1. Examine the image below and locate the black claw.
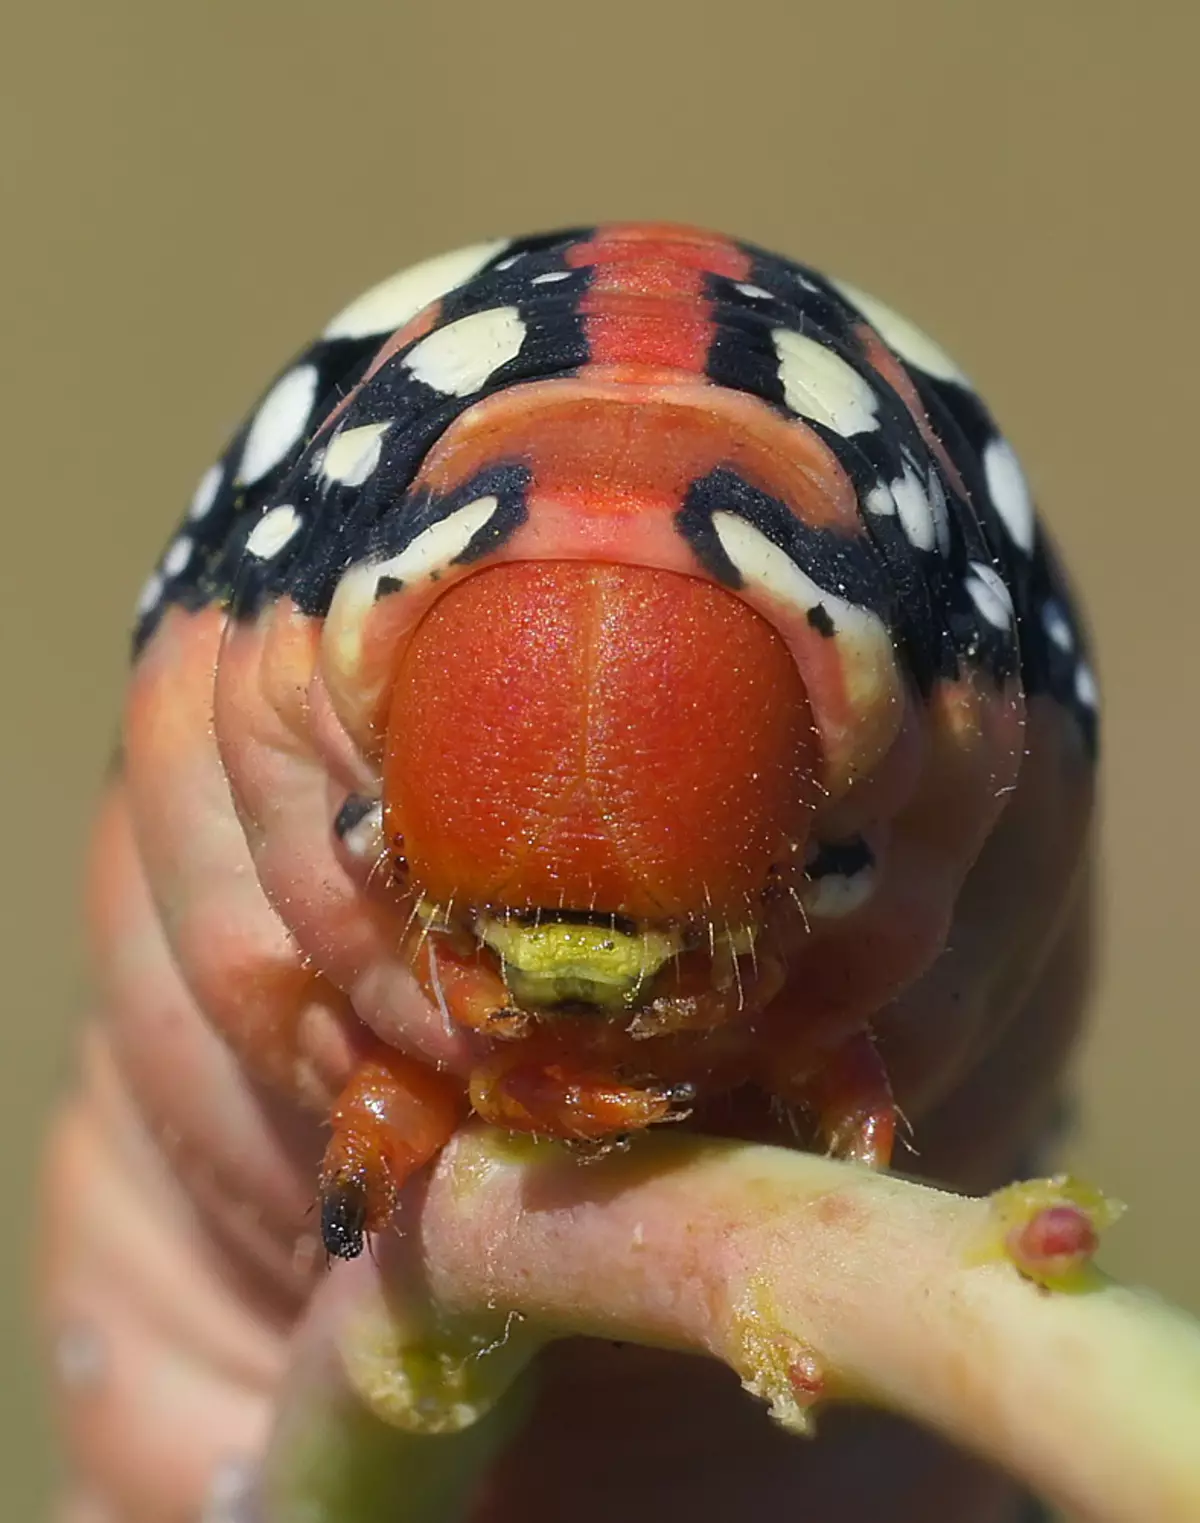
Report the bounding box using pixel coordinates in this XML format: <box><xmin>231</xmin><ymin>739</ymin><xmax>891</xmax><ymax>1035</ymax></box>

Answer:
<box><xmin>321</xmin><ymin>1182</ymin><xmax>368</xmax><ymax>1260</ymax></box>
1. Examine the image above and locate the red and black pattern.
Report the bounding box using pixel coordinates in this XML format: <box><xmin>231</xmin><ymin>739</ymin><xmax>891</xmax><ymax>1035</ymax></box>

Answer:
<box><xmin>134</xmin><ymin>224</ymin><xmax>1095</xmax><ymax>751</ymax></box>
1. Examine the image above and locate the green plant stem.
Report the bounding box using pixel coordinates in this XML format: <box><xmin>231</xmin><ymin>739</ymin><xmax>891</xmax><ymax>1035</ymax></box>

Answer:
<box><xmin>257</xmin><ymin>1126</ymin><xmax>1200</xmax><ymax>1523</ymax></box>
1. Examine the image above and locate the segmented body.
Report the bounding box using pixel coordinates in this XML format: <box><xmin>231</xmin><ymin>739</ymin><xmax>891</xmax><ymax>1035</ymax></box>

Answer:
<box><xmin>113</xmin><ymin>223</ymin><xmax>1098</xmax><ymax>1195</ymax></box>
<box><xmin>136</xmin><ymin>226</ymin><xmax>1095</xmax><ymax>738</ymax></box>
<box><xmin>125</xmin><ymin>221</ymin><xmax>1088</xmax><ymax>1068</ymax></box>
<box><xmin>46</xmin><ymin>222</ymin><xmax>1097</xmax><ymax>1517</ymax></box>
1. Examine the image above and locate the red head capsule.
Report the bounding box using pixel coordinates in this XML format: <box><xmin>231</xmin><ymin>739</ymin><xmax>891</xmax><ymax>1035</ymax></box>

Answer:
<box><xmin>382</xmin><ymin>560</ymin><xmax>822</xmax><ymax>922</ymax></box>
<box><xmin>376</xmin><ymin>560</ymin><xmax>827</xmax><ymax>1142</ymax></box>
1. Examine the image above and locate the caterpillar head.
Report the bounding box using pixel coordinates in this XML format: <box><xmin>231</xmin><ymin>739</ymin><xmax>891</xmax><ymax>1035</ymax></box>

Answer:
<box><xmin>382</xmin><ymin>559</ymin><xmax>823</xmax><ymax>1033</ymax></box>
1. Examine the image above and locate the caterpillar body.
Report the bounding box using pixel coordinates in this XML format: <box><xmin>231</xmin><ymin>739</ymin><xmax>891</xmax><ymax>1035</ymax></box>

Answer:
<box><xmin>47</xmin><ymin>224</ymin><xmax>1095</xmax><ymax>1514</ymax></box>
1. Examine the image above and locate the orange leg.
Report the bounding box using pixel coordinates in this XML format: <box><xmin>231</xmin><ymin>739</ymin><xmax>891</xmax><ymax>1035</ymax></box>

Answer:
<box><xmin>469</xmin><ymin>1041</ymin><xmax>695</xmax><ymax>1143</ymax></box>
<box><xmin>808</xmin><ymin>1029</ymin><xmax>897</xmax><ymax>1167</ymax></box>
<box><xmin>764</xmin><ymin>1028</ymin><xmax>898</xmax><ymax>1168</ymax></box>
<box><xmin>409</xmin><ymin>934</ymin><xmax>531</xmax><ymax>1039</ymax></box>
<box><xmin>319</xmin><ymin>1049</ymin><xmax>465</xmax><ymax>1258</ymax></box>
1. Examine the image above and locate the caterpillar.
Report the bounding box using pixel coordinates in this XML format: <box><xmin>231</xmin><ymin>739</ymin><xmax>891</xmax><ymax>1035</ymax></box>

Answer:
<box><xmin>47</xmin><ymin>223</ymin><xmax>1096</xmax><ymax>1510</ymax></box>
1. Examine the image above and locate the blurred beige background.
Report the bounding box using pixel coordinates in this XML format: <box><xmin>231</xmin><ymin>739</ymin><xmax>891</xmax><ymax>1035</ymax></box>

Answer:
<box><xmin>3</xmin><ymin>1</ymin><xmax>1197</xmax><ymax>1511</ymax></box>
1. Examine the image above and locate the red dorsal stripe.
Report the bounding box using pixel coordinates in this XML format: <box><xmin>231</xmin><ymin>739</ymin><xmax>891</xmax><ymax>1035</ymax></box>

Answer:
<box><xmin>568</xmin><ymin>223</ymin><xmax>752</xmax><ymax>375</ymax></box>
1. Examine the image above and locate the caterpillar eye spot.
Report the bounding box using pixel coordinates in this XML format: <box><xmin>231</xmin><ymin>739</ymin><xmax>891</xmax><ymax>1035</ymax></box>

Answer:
<box><xmin>333</xmin><ymin>792</ymin><xmax>378</xmax><ymax>841</ymax></box>
<box><xmin>332</xmin><ymin>794</ymin><xmax>387</xmax><ymax>874</ymax></box>
<box><xmin>804</xmin><ymin>836</ymin><xmax>875</xmax><ymax>880</ymax></box>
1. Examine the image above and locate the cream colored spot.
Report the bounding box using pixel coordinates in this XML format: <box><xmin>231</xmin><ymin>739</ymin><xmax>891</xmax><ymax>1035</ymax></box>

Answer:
<box><xmin>965</xmin><ymin>561</ymin><xmax>1014</xmax><ymax>630</ymax></box>
<box><xmin>325</xmin><ymin>495</ymin><xmax>501</xmax><ymax>717</ymax></box>
<box><xmin>369</xmin><ymin>496</ymin><xmax>499</xmax><ymax>586</ymax></box>
<box><xmin>322</xmin><ymin>239</ymin><xmax>509</xmax><ymax>340</ymax></box>
<box><xmin>237</xmin><ymin>365</ymin><xmax>319</xmax><ymax>485</ymax></box>
<box><xmin>341</xmin><ymin>800</ymin><xmax>383</xmax><ymax>862</ymax></box>
<box><xmin>711</xmin><ymin>513</ymin><xmax>892</xmax><ymax>662</ymax></box>
<box><xmin>162</xmin><ymin>535</ymin><xmax>193</xmax><ymax>578</ymax></box>
<box><xmin>891</xmin><ymin>460</ymin><xmax>936</xmax><ymax>552</ymax></box>
<box><xmin>1075</xmin><ymin>663</ymin><xmax>1099</xmax><ymax>709</ymax></box>
<box><xmin>188</xmin><ymin>461</ymin><xmax>223</xmax><ymax>520</ymax></box>
<box><xmin>1042</xmin><ymin>600</ymin><xmax>1074</xmax><ymax>652</ymax></box>
<box><xmin>983</xmin><ymin>438</ymin><xmax>1036</xmax><ymax>554</ymax></box>
<box><xmin>832</xmin><ymin>278</ymin><xmax>972</xmax><ymax>386</ymax></box>
<box><xmin>709</xmin><ymin>510</ymin><xmax>900</xmax><ymax>790</ymax></box>
<box><xmin>321</xmin><ymin>421</ymin><xmax>390</xmax><ymax>488</ymax></box>
<box><xmin>927</xmin><ymin>466</ymin><xmax>952</xmax><ymax>555</ymax></box>
<box><xmin>864</xmin><ymin>480</ymin><xmax>896</xmax><ymax>517</ymax></box>
<box><xmin>245</xmin><ymin>503</ymin><xmax>302</xmax><ymax>559</ymax></box>
<box><xmin>135</xmin><ymin>571</ymin><xmax>163</xmax><ymax>616</ymax></box>
<box><xmin>803</xmin><ymin>866</ymin><xmax>877</xmax><ymax>919</ymax></box>
<box><xmin>404</xmin><ymin>307</ymin><xmax>526</xmax><ymax>397</ymax></box>
<box><xmin>772</xmin><ymin>329</ymin><xmax>879</xmax><ymax>435</ymax></box>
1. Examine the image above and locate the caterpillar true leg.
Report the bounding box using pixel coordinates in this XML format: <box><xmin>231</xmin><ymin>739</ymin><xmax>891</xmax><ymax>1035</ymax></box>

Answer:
<box><xmin>808</xmin><ymin>1030</ymin><xmax>898</xmax><ymax>1169</ymax></box>
<box><xmin>319</xmin><ymin>1049</ymin><xmax>463</xmax><ymax>1259</ymax></box>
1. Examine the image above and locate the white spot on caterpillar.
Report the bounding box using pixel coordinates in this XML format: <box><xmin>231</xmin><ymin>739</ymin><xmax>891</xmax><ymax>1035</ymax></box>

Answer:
<box><xmin>983</xmin><ymin>438</ymin><xmax>1036</xmax><ymax>554</ymax></box>
<box><xmin>369</xmin><ymin>496</ymin><xmax>499</xmax><ymax>588</ymax></box>
<box><xmin>965</xmin><ymin>561</ymin><xmax>1014</xmax><ymax>630</ymax></box>
<box><xmin>772</xmin><ymin>329</ymin><xmax>879</xmax><ymax>435</ymax></box>
<box><xmin>188</xmin><ymin>462</ymin><xmax>223</xmax><ymax>521</ymax></box>
<box><xmin>864</xmin><ymin>480</ymin><xmax>896</xmax><ymax>517</ymax></box>
<box><xmin>1075</xmin><ymin>663</ymin><xmax>1099</xmax><ymax>710</ymax></box>
<box><xmin>135</xmin><ymin>571</ymin><xmax>163</xmax><ymax>617</ymax></box>
<box><xmin>867</xmin><ymin>460</ymin><xmax>950</xmax><ymax>555</ymax></box>
<box><xmin>321</xmin><ymin>421</ymin><xmax>390</xmax><ymax>488</ymax></box>
<box><xmin>404</xmin><ymin>307</ymin><xmax>526</xmax><ymax>397</ymax></box>
<box><xmin>803</xmin><ymin>866</ymin><xmax>877</xmax><ymax>919</ymax></box>
<box><xmin>245</xmin><ymin>503</ymin><xmax>302</xmax><ymax>559</ymax></box>
<box><xmin>831</xmin><ymin>278</ymin><xmax>972</xmax><ymax>387</ymax></box>
<box><xmin>237</xmin><ymin>365</ymin><xmax>319</xmax><ymax>485</ymax></box>
<box><xmin>736</xmin><ymin>282</ymin><xmax>774</xmax><ymax>300</ymax></box>
<box><xmin>531</xmin><ymin>270</ymin><xmax>571</xmax><ymax>285</ymax></box>
<box><xmin>891</xmin><ymin>459</ymin><xmax>936</xmax><ymax>553</ymax></box>
<box><xmin>162</xmin><ymin>535</ymin><xmax>193</xmax><ymax>578</ymax></box>
<box><xmin>927</xmin><ymin>467</ymin><xmax>952</xmax><ymax>555</ymax></box>
<box><xmin>324</xmin><ymin>497</ymin><xmax>503</xmax><ymax>736</ymax></box>
<box><xmin>709</xmin><ymin>511</ymin><xmax>899</xmax><ymax>748</ymax></box>
<box><xmin>322</xmin><ymin>240</ymin><xmax>510</xmax><ymax>340</ymax></box>
<box><xmin>340</xmin><ymin>799</ymin><xmax>383</xmax><ymax>863</ymax></box>
<box><xmin>1042</xmin><ymin>599</ymin><xmax>1074</xmax><ymax>652</ymax></box>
